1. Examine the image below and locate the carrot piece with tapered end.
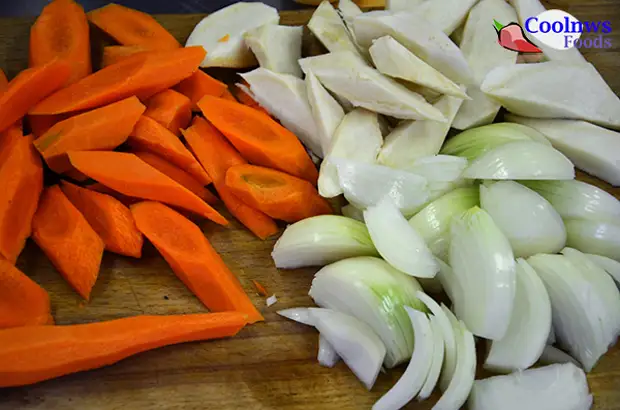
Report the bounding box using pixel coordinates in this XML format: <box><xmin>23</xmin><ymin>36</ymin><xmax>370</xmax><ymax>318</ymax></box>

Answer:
<box><xmin>29</xmin><ymin>0</ymin><xmax>91</xmax><ymax>85</ymax></box>
<box><xmin>0</xmin><ymin>259</ymin><xmax>53</xmax><ymax>329</ymax></box>
<box><xmin>144</xmin><ymin>89</ymin><xmax>192</xmax><ymax>136</ymax></box>
<box><xmin>0</xmin><ymin>125</ymin><xmax>22</xmax><ymax>168</ymax></box>
<box><xmin>232</xmin><ymin>83</ymin><xmax>270</xmax><ymax>116</ymax></box>
<box><xmin>0</xmin><ymin>135</ymin><xmax>44</xmax><ymax>263</ymax></box>
<box><xmin>63</xmin><ymin>169</ymin><xmax>89</xmax><ymax>182</ymax></box>
<box><xmin>32</xmin><ymin>186</ymin><xmax>104</xmax><ymax>300</ymax></box>
<box><xmin>131</xmin><ymin>201</ymin><xmax>264</xmax><ymax>323</ymax></box>
<box><xmin>225</xmin><ymin>164</ymin><xmax>332</xmax><ymax>223</ymax></box>
<box><xmin>134</xmin><ymin>151</ymin><xmax>217</xmax><ymax>204</ymax></box>
<box><xmin>199</xmin><ymin>96</ymin><xmax>319</xmax><ymax>184</ymax></box>
<box><xmin>68</xmin><ymin>151</ymin><xmax>227</xmax><ymax>225</ymax></box>
<box><xmin>0</xmin><ymin>60</ymin><xmax>71</xmax><ymax>133</ymax></box>
<box><xmin>88</xmin><ymin>3</ymin><xmax>180</xmax><ymax>51</ymax></box>
<box><xmin>60</xmin><ymin>181</ymin><xmax>143</xmax><ymax>258</ymax></box>
<box><xmin>128</xmin><ymin>116</ymin><xmax>211</xmax><ymax>185</ymax></box>
<box><xmin>0</xmin><ymin>311</ymin><xmax>247</xmax><ymax>387</ymax></box>
<box><xmin>175</xmin><ymin>71</ymin><xmax>227</xmax><ymax>110</ymax></box>
<box><xmin>102</xmin><ymin>45</ymin><xmax>148</xmax><ymax>67</ymax></box>
<box><xmin>29</xmin><ymin>113</ymin><xmax>73</xmax><ymax>137</ymax></box>
<box><xmin>221</xmin><ymin>89</ymin><xmax>237</xmax><ymax>102</ymax></box>
<box><xmin>30</xmin><ymin>47</ymin><xmax>205</xmax><ymax>116</ymax></box>
<box><xmin>34</xmin><ymin>96</ymin><xmax>146</xmax><ymax>173</ymax></box>
<box><xmin>87</xmin><ymin>183</ymin><xmax>139</xmax><ymax>206</ymax></box>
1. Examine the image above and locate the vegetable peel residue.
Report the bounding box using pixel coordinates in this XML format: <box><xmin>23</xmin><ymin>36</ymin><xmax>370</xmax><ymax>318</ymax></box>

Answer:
<box><xmin>218</xmin><ymin>34</ymin><xmax>230</xmax><ymax>43</ymax></box>
<box><xmin>252</xmin><ymin>279</ymin><xmax>269</xmax><ymax>297</ymax></box>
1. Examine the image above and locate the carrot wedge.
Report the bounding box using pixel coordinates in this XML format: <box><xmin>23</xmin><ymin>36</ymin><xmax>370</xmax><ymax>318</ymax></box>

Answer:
<box><xmin>32</xmin><ymin>185</ymin><xmax>104</xmax><ymax>300</ymax></box>
<box><xmin>88</xmin><ymin>4</ymin><xmax>181</xmax><ymax>51</ymax></box>
<box><xmin>175</xmin><ymin>71</ymin><xmax>227</xmax><ymax>110</ymax></box>
<box><xmin>29</xmin><ymin>0</ymin><xmax>91</xmax><ymax>85</ymax></box>
<box><xmin>29</xmin><ymin>113</ymin><xmax>73</xmax><ymax>137</ymax></box>
<box><xmin>134</xmin><ymin>151</ymin><xmax>217</xmax><ymax>204</ymax></box>
<box><xmin>60</xmin><ymin>181</ymin><xmax>143</xmax><ymax>258</ymax></box>
<box><xmin>0</xmin><ymin>259</ymin><xmax>53</xmax><ymax>329</ymax></box>
<box><xmin>0</xmin><ymin>125</ymin><xmax>23</xmax><ymax>168</ymax></box>
<box><xmin>221</xmin><ymin>89</ymin><xmax>237</xmax><ymax>102</ymax></box>
<box><xmin>102</xmin><ymin>45</ymin><xmax>148</xmax><ymax>67</ymax></box>
<box><xmin>68</xmin><ymin>151</ymin><xmax>227</xmax><ymax>226</ymax></box>
<box><xmin>131</xmin><ymin>201</ymin><xmax>263</xmax><ymax>323</ymax></box>
<box><xmin>144</xmin><ymin>89</ymin><xmax>192</xmax><ymax>136</ymax></box>
<box><xmin>34</xmin><ymin>96</ymin><xmax>146</xmax><ymax>173</ymax></box>
<box><xmin>0</xmin><ymin>312</ymin><xmax>247</xmax><ymax>387</ymax></box>
<box><xmin>0</xmin><ymin>59</ymin><xmax>71</xmax><ymax>133</ymax></box>
<box><xmin>0</xmin><ymin>135</ymin><xmax>44</xmax><ymax>263</ymax></box>
<box><xmin>87</xmin><ymin>183</ymin><xmax>139</xmax><ymax>206</ymax></box>
<box><xmin>128</xmin><ymin>115</ymin><xmax>211</xmax><ymax>185</ymax></box>
<box><xmin>30</xmin><ymin>46</ymin><xmax>205</xmax><ymax>115</ymax></box>
<box><xmin>198</xmin><ymin>96</ymin><xmax>318</xmax><ymax>184</ymax></box>
<box><xmin>232</xmin><ymin>84</ymin><xmax>271</xmax><ymax>116</ymax></box>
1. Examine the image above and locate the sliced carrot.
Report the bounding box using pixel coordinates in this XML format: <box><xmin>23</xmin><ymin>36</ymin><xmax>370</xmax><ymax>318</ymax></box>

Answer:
<box><xmin>131</xmin><ymin>201</ymin><xmax>263</xmax><ymax>323</ymax></box>
<box><xmin>128</xmin><ymin>115</ymin><xmax>211</xmax><ymax>185</ymax></box>
<box><xmin>32</xmin><ymin>185</ymin><xmax>104</xmax><ymax>300</ymax></box>
<box><xmin>0</xmin><ymin>259</ymin><xmax>53</xmax><ymax>329</ymax></box>
<box><xmin>34</xmin><ymin>96</ymin><xmax>145</xmax><ymax>173</ymax></box>
<box><xmin>221</xmin><ymin>88</ymin><xmax>237</xmax><ymax>102</ymax></box>
<box><xmin>232</xmin><ymin>83</ymin><xmax>270</xmax><ymax>116</ymax></box>
<box><xmin>0</xmin><ymin>59</ymin><xmax>71</xmax><ymax>133</ymax></box>
<box><xmin>199</xmin><ymin>96</ymin><xmax>319</xmax><ymax>184</ymax></box>
<box><xmin>0</xmin><ymin>311</ymin><xmax>247</xmax><ymax>387</ymax></box>
<box><xmin>225</xmin><ymin>164</ymin><xmax>332</xmax><ymax>223</ymax></box>
<box><xmin>68</xmin><ymin>151</ymin><xmax>227</xmax><ymax>226</ymax></box>
<box><xmin>144</xmin><ymin>89</ymin><xmax>192</xmax><ymax>136</ymax></box>
<box><xmin>175</xmin><ymin>70</ymin><xmax>227</xmax><ymax>110</ymax></box>
<box><xmin>29</xmin><ymin>0</ymin><xmax>91</xmax><ymax>85</ymax></box>
<box><xmin>29</xmin><ymin>113</ymin><xmax>73</xmax><ymax>137</ymax></box>
<box><xmin>0</xmin><ymin>125</ymin><xmax>23</xmax><ymax>168</ymax></box>
<box><xmin>102</xmin><ymin>45</ymin><xmax>148</xmax><ymax>67</ymax></box>
<box><xmin>64</xmin><ymin>169</ymin><xmax>89</xmax><ymax>182</ymax></box>
<box><xmin>0</xmin><ymin>69</ymin><xmax>7</xmax><ymax>89</ymax></box>
<box><xmin>87</xmin><ymin>183</ymin><xmax>139</xmax><ymax>206</ymax></box>
<box><xmin>30</xmin><ymin>47</ymin><xmax>205</xmax><ymax>115</ymax></box>
<box><xmin>134</xmin><ymin>151</ymin><xmax>217</xmax><ymax>204</ymax></box>
<box><xmin>183</xmin><ymin>117</ymin><xmax>278</xmax><ymax>240</ymax></box>
<box><xmin>0</xmin><ymin>135</ymin><xmax>44</xmax><ymax>263</ymax></box>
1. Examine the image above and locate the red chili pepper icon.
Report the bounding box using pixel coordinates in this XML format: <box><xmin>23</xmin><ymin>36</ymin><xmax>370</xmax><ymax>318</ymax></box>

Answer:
<box><xmin>494</xmin><ymin>20</ymin><xmax>543</xmax><ymax>53</ymax></box>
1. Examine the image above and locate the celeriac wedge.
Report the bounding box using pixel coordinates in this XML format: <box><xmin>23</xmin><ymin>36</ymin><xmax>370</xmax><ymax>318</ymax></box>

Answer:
<box><xmin>386</xmin><ymin>0</ymin><xmax>424</xmax><ymax>11</ymax></box>
<box><xmin>244</xmin><ymin>24</ymin><xmax>303</xmax><ymax>77</ymax></box>
<box><xmin>307</xmin><ymin>1</ymin><xmax>362</xmax><ymax>56</ymax></box>
<box><xmin>414</xmin><ymin>0</ymin><xmax>479</xmax><ymax>36</ymax></box>
<box><xmin>306</xmin><ymin>71</ymin><xmax>345</xmax><ymax>154</ymax></box>
<box><xmin>186</xmin><ymin>2</ymin><xmax>279</xmax><ymax>68</ymax></box>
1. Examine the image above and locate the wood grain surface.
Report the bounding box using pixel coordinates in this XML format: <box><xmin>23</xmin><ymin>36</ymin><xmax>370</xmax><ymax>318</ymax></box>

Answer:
<box><xmin>1</xmin><ymin>2</ymin><xmax>620</xmax><ymax>409</ymax></box>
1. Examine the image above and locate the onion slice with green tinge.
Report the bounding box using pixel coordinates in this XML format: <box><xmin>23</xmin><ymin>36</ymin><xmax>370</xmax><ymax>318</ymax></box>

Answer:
<box><xmin>565</xmin><ymin>219</ymin><xmax>620</xmax><ymax>262</ymax></box>
<box><xmin>405</xmin><ymin>155</ymin><xmax>468</xmax><ymax>183</ymax></box>
<box><xmin>587</xmin><ymin>254</ymin><xmax>620</xmax><ymax>285</ymax></box>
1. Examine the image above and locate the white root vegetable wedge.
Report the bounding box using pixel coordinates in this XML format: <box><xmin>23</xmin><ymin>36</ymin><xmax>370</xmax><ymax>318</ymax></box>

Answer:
<box><xmin>277</xmin><ymin>308</ymin><xmax>315</xmax><ymax>326</ymax></box>
<box><xmin>309</xmin><ymin>257</ymin><xmax>426</xmax><ymax>368</ymax></box>
<box><xmin>485</xmin><ymin>259</ymin><xmax>552</xmax><ymax>372</ymax></box>
<box><xmin>185</xmin><ymin>2</ymin><xmax>279</xmax><ymax>68</ymax></box>
<box><xmin>386</xmin><ymin>0</ymin><xmax>424</xmax><ymax>11</ymax></box>
<box><xmin>341</xmin><ymin>204</ymin><xmax>365</xmax><ymax>223</ymax></box>
<box><xmin>307</xmin><ymin>1</ymin><xmax>362</xmax><ymax>56</ymax></box>
<box><xmin>241</xmin><ymin>68</ymin><xmax>322</xmax><ymax>156</ymax></box>
<box><xmin>364</xmin><ymin>198</ymin><xmax>439</xmax><ymax>279</ymax></box>
<box><xmin>449</xmin><ymin>207</ymin><xmax>516</xmax><ymax>340</ymax></box>
<box><xmin>306</xmin><ymin>71</ymin><xmax>345</xmax><ymax>153</ymax></box>
<box><xmin>418</xmin><ymin>315</ymin><xmax>445</xmax><ymax>401</ymax></box>
<box><xmin>463</xmin><ymin>141</ymin><xmax>575</xmax><ymax>181</ymax></box>
<box><xmin>310</xmin><ymin>308</ymin><xmax>386</xmax><ymax>389</ymax></box>
<box><xmin>338</xmin><ymin>0</ymin><xmax>362</xmax><ymax>25</ymax></box>
<box><xmin>406</xmin><ymin>156</ymin><xmax>468</xmax><ymax>183</ymax></box>
<box><xmin>414</xmin><ymin>0</ymin><xmax>479</xmax><ymax>36</ymax></box>
<box><xmin>538</xmin><ymin>345</ymin><xmax>582</xmax><ymax>368</ymax></box>
<box><xmin>452</xmin><ymin>0</ymin><xmax>518</xmax><ymax>130</ymax></box>
<box><xmin>469</xmin><ymin>363</ymin><xmax>592</xmax><ymax>410</ymax></box>
<box><xmin>527</xmin><ymin>254</ymin><xmax>619</xmax><ymax>371</ymax></box>
<box><xmin>480</xmin><ymin>181</ymin><xmax>566</xmax><ymax>257</ymax></box>
<box><xmin>353</xmin><ymin>12</ymin><xmax>474</xmax><ymax>84</ymax></box>
<box><xmin>272</xmin><ymin>215</ymin><xmax>379</xmax><ymax>269</ymax></box>
<box><xmin>587</xmin><ymin>254</ymin><xmax>620</xmax><ymax>285</ymax></box>
<box><xmin>565</xmin><ymin>220</ymin><xmax>620</xmax><ymax>262</ymax></box>
<box><xmin>505</xmin><ymin>115</ymin><xmax>620</xmax><ymax>186</ymax></box>
<box><xmin>318</xmin><ymin>108</ymin><xmax>383</xmax><ymax>198</ymax></box>
<box><xmin>369</xmin><ymin>36</ymin><xmax>468</xmax><ymax>99</ymax></box>
<box><xmin>244</xmin><ymin>24</ymin><xmax>303</xmax><ymax>77</ymax></box>
<box><xmin>299</xmin><ymin>52</ymin><xmax>446</xmax><ymax>121</ymax></box>
<box><xmin>372</xmin><ymin>307</ymin><xmax>434</xmax><ymax>410</ymax></box>
<box><xmin>481</xmin><ymin>62</ymin><xmax>620</xmax><ymax>130</ymax></box>
<box><xmin>334</xmin><ymin>159</ymin><xmax>429</xmax><ymax>215</ymax></box>
<box><xmin>318</xmin><ymin>335</ymin><xmax>341</xmax><ymax>368</ymax></box>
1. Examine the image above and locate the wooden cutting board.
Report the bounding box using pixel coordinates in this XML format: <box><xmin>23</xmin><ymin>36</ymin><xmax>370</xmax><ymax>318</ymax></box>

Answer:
<box><xmin>1</xmin><ymin>3</ymin><xmax>620</xmax><ymax>409</ymax></box>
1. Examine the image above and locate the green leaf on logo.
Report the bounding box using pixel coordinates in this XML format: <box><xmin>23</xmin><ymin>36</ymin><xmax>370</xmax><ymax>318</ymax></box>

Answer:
<box><xmin>493</xmin><ymin>19</ymin><xmax>505</xmax><ymax>31</ymax></box>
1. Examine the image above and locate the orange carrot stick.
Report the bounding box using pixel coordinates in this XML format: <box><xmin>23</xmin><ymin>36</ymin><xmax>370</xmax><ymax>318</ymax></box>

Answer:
<box><xmin>0</xmin><ymin>135</ymin><xmax>44</xmax><ymax>263</ymax></box>
<box><xmin>221</xmin><ymin>88</ymin><xmax>237</xmax><ymax>102</ymax></box>
<box><xmin>0</xmin><ymin>124</ymin><xmax>22</xmax><ymax>167</ymax></box>
<box><xmin>88</xmin><ymin>4</ymin><xmax>181</xmax><ymax>51</ymax></box>
<box><xmin>64</xmin><ymin>169</ymin><xmax>90</xmax><ymax>182</ymax></box>
<box><xmin>102</xmin><ymin>45</ymin><xmax>148</xmax><ymax>67</ymax></box>
<box><xmin>28</xmin><ymin>113</ymin><xmax>73</xmax><ymax>137</ymax></box>
<box><xmin>60</xmin><ymin>181</ymin><xmax>143</xmax><ymax>258</ymax></box>
<box><xmin>131</xmin><ymin>201</ymin><xmax>264</xmax><ymax>323</ymax></box>
<box><xmin>175</xmin><ymin>70</ymin><xmax>227</xmax><ymax>110</ymax></box>
<box><xmin>183</xmin><ymin>117</ymin><xmax>278</xmax><ymax>239</ymax></box>
<box><xmin>144</xmin><ymin>89</ymin><xmax>192</xmax><ymax>136</ymax></box>
<box><xmin>34</xmin><ymin>96</ymin><xmax>146</xmax><ymax>173</ymax></box>
<box><xmin>232</xmin><ymin>83</ymin><xmax>271</xmax><ymax>116</ymax></box>
<box><xmin>128</xmin><ymin>115</ymin><xmax>211</xmax><ymax>185</ymax></box>
<box><xmin>68</xmin><ymin>151</ymin><xmax>227</xmax><ymax>225</ymax></box>
<box><xmin>29</xmin><ymin>0</ymin><xmax>91</xmax><ymax>85</ymax></box>
<box><xmin>87</xmin><ymin>183</ymin><xmax>139</xmax><ymax>206</ymax></box>
<box><xmin>134</xmin><ymin>151</ymin><xmax>217</xmax><ymax>204</ymax></box>
<box><xmin>0</xmin><ymin>59</ymin><xmax>71</xmax><ymax>133</ymax></box>
<box><xmin>199</xmin><ymin>96</ymin><xmax>319</xmax><ymax>184</ymax></box>
<box><xmin>32</xmin><ymin>185</ymin><xmax>104</xmax><ymax>300</ymax></box>
<box><xmin>0</xmin><ymin>312</ymin><xmax>247</xmax><ymax>387</ymax></box>
<box><xmin>0</xmin><ymin>259</ymin><xmax>53</xmax><ymax>329</ymax></box>
<box><xmin>252</xmin><ymin>280</ymin><xmax>269</xmax><ymax>297</ymax></box>
<box><xmin>30</xmin><ymin>47</ymin><xmax>205</xmax><ymax>115</ymax></box>
<box><xmin>225</xmin><ymin>164</ymin><xmax>332</xmax><ymax>223</ymax></box>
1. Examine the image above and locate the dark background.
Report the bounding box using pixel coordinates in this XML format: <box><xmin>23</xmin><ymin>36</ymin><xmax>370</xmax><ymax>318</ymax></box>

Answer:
<box><xmin>0</xmin><ymin>0</ymin><xmax>302</xmax><ymax>17</ymax></box>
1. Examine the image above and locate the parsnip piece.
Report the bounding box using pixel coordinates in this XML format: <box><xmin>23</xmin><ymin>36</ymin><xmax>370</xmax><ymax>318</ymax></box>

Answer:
<box><xmin>414</xmin><ymin>0</ymin><xmax>479</xmax><ymax>35</ymax></box>
<box><xmin>308</xmin><ymin>1</ymin><xmax>362</xmax><ymax>56</ymax></box>
<box><xmin>306</xmin><ymin>71</ymin><xmax>346</xmax><ymax>154</ymax></box>
<box><xmin>244</xmin><ymin>25</ymin><xmax>303</xmax><ymax>77</ymax></box>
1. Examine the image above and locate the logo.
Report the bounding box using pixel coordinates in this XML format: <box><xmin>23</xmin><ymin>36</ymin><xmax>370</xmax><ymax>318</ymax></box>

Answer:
<box><xmin>494</xmin><ymin>20</ymin><xmax>542</xmax><ymax>53</ymax></box>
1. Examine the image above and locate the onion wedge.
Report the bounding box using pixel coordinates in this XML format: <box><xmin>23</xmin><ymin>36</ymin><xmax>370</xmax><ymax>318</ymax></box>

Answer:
<box><xmin>306</xmin><ymin>71</ymin><xmax>345</xmax><ymax>154</ymax></box>
<box><xmin>341</xmin><ymin>204</ymin><xmax>365</xmax><ymax>222</ymax></box>
<box><xmin>244</xmin><ymin>25</ymin><xmax>303</xmax><ymax>77</ymax></box>
<box><xmin>587</xmin><ymin>254</ymin><xmax>620</xmax><ymax>285</ymax></box>
<box><xmin>277</xmin><ymin>308</ymin><xmax>315</xmax><ymax>326</ymax></box>
<box><xmin>318</xmin><ymin>335</ymin><xmax>340</xmax><ymax>368</ymax></box>
<box><xmin>418</xmin><ymin>315</ymin><xmax>445</xmax><ymax>400</ymax></box>
<box><xmin>538</xmin><ymin>345</ymin><xmax>582</xmax><ymax>368</ymax></box>
<box><xmin>565</xmin><ymin>219</ymin><xmax>620</xmax><ymax>262</ymax></box>
<box><xmin>439</xmin><ymin>304</ymin><xmax>461</xmax><ymax>392</ymax></box>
